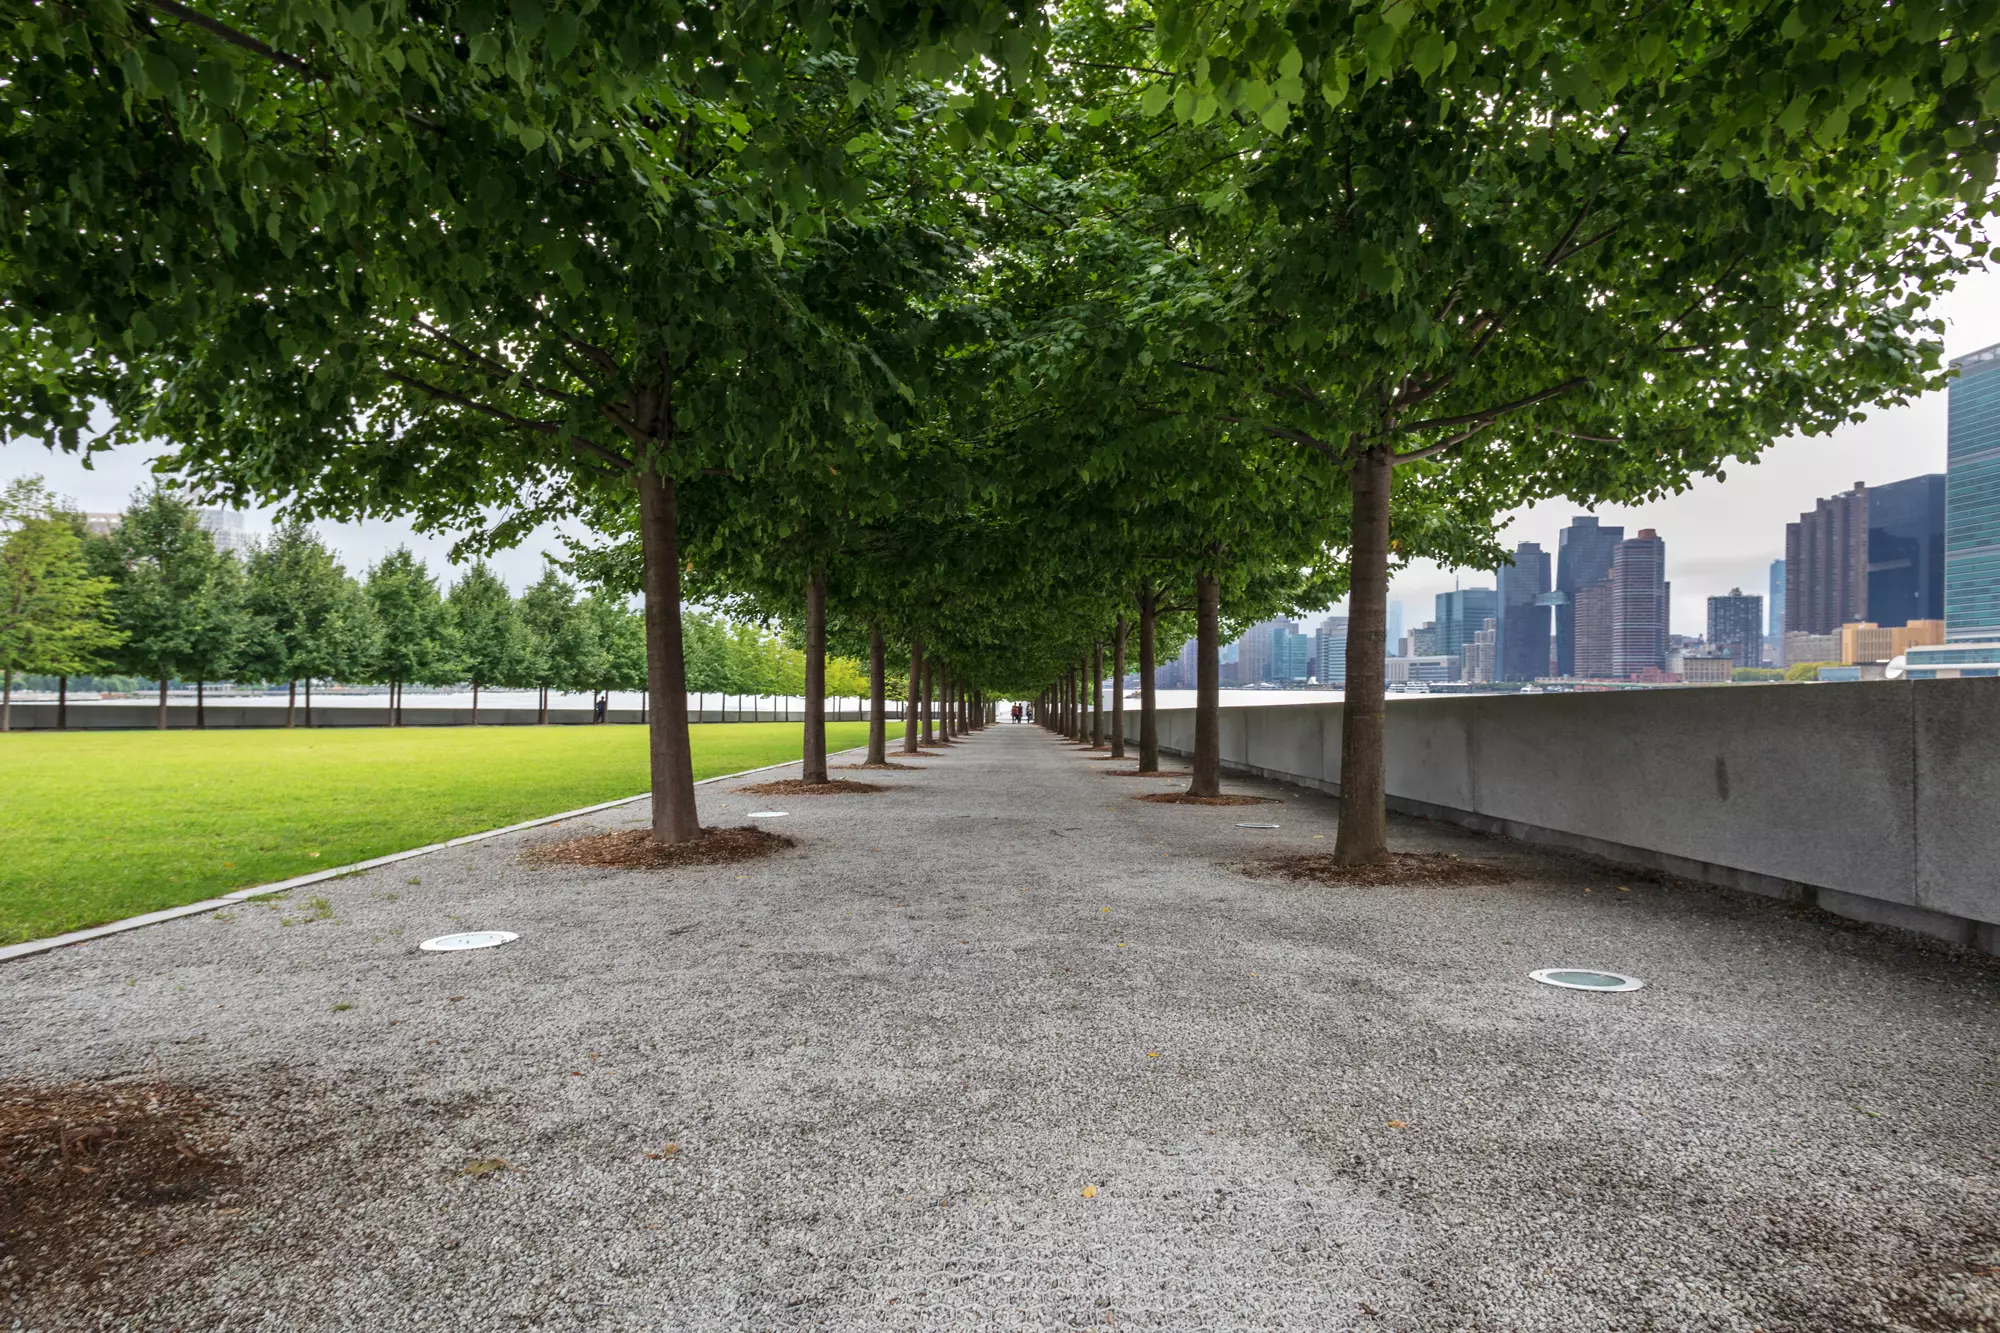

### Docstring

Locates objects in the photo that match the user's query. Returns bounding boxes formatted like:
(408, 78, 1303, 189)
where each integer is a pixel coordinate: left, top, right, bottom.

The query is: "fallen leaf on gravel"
(1387, 1121, 1407, 1129)
(1081, 1184, 1098, 1198)
(569, 1070, 584, 1077)
(643, 1143, 680, 1160)
(461, 1158, 514, 1177)
(1147, 1051, 1161, 1059)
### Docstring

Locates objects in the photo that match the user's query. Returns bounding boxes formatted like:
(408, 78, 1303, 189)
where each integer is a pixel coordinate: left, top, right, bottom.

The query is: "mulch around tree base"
(733, 779, 886, 796)
(1246, 852, 1513, 888)
(0, 1080, 238, 1292)
(840, 761, 925, 771)
(1134, 792, 1281, 806)
(524, 827, 794, 870)
(1102, 769, 1191, 778)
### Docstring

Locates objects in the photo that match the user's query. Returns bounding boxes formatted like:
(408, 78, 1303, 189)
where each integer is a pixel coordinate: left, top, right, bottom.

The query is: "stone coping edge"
(0, 745, 870, 965)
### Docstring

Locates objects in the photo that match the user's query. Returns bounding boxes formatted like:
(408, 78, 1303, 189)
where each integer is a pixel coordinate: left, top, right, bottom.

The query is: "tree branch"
(146, 0, 323, 79)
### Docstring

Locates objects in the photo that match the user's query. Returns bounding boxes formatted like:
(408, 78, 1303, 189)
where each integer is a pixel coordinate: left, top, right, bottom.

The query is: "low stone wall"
(2, 702, 907, 730)
(1127, 680, 2000, 953)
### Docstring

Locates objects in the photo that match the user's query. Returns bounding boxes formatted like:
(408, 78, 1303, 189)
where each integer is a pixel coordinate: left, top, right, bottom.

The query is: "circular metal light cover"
(746, 810, 789, 818)
(1530, 967, 1644, 992)
(420, 930, 518, 952)
(1235, 822, 1281, 829)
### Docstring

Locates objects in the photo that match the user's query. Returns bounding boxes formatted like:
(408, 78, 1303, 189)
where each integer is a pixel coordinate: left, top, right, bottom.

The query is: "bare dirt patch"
(1135, 792, 1281, 807)
(524, 827, 794, 870)
(733, 778, 886, 796)
(1246, 852, 1513, 888)
(1, 1080, 238, 1293)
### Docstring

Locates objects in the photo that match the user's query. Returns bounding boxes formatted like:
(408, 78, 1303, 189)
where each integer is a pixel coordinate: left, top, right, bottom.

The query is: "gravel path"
(5, 724, 1998, 1332)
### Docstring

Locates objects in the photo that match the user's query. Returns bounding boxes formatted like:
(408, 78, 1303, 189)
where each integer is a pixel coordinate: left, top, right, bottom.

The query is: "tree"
(517, 568, 595, 724)
(91, 487, 242, 729)
(177, 538, 249, 729)
(581, 592, 648, 718)
(0, 478, 119, 730)
(364, 548, 445, 726)
(445, 562, 523, 724)
(1, 1, 1044, 843)
(241, 519, 349, 725)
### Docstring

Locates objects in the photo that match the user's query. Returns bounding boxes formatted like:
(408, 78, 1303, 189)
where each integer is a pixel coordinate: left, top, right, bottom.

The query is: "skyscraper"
(1946, 342, 2000, 641)
(1573, 582, 1615, 677)
(1867, 474, 1946, 628)
(1496, 541, 1551, 681)
(1768, 559, 1786, 638)
(1555, 517, 1624, 676)
(1315, 616, 1349, 685)
(1611, 529, 1669, 677)
(1434, 588, 1499, 662)
(1707, 588, 1763, 668)
(1786, 483, 1869, 636)
(1384, 601, 1404, 661)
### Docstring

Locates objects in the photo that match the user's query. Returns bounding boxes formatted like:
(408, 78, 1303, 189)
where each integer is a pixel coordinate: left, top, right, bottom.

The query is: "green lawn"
(0, 722, 870, 945)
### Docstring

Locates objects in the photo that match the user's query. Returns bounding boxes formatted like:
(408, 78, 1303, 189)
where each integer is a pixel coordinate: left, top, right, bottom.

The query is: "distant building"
(1707, 588, 1763, 670)
(1556, 517, 1625, 676)
(82, 512, 121, 537)
(198, 508, 259, 554)
(1904, 639, 2000, 678)
(1406, 621, 1440, 657)
(1387, 656, 1460, 685)
(1496, 541, 1551, 682)
(1681, 654, 1734, 684)
(1572, 582, 1616, 677)
(1783, 630, 1841, 666)
(1839, 619, 1945, 665)
(1315, 616, 1349, 686)
(1464, 618, 1498, 683)
(1611, 529, 1669, 677)
(1271, 621, 1312, 682)
(1384, 601, 1404, 661)
(1947, 342, 2000, 640)
(1866, 474, 1946, 628)
(1434, 588, 1498, 663)
(1787, 482, 1869, 636)
(1155, 637, 1198, 689)
(1768, 558, 1786, 638)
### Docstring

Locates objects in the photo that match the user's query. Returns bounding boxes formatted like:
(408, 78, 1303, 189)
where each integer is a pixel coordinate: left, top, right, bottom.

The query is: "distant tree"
(364, 548, 445, 727)
(177, 542, 249, 729)
(301, 578, 380, 726)
(242, 521, 352, 726)
(1733, 668, 1786, 683)
(0, 478, 119, 730)
(580, 592, 646, 720)
(91, 487, 240, 730)
(679, 610, 733, 696)
(517, 569, 596, 724)
(1785, 662, 1837, 682)
(445, 563, 523, 725)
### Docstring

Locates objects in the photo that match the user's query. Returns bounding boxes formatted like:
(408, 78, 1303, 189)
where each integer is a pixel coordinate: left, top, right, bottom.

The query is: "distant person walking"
(593, 695, 607, 723)
(1011, 703, 1022, 723)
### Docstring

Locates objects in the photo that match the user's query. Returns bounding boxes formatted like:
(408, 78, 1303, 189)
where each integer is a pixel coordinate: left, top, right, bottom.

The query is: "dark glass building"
(1555, 517, 1624, 676)
(1866, 473, 1945, 628)
(1434, 587, 1499, 663)
(1707, 588, 1764, 668)
(1611, 529, 1669, 677)
(1947, 343, 2000, 640)
(1496, 541, 1551, 681)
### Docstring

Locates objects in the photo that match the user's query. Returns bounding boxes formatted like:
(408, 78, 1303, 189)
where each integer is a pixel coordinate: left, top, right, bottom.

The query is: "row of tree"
(3, 0, 1994, 858)
(0, 483, 869, 730)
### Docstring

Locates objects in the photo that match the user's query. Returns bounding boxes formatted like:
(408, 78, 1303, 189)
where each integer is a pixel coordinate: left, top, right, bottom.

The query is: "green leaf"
(545, 12, 581, 62)
(1141, 82, 1171, 117)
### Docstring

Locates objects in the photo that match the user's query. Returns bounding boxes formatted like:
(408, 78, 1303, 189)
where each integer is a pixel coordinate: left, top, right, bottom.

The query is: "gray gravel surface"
(4, 725, 1998, 1332)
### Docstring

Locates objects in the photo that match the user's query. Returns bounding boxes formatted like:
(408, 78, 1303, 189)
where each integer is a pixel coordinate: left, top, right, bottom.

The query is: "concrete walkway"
(4, 725, 1997, 1331)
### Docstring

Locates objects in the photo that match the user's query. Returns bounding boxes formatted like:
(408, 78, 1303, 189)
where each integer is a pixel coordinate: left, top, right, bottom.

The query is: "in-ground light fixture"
(1529, 968, 1644, 992)
(419, 931, 519, 952)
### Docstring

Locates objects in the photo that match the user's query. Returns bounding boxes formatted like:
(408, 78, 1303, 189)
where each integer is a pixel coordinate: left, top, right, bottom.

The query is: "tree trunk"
(471, 680, 480, 725)
(1091, 642, 1104, 747)
(1138, 585, 1160, 771)
(58, 673, 67, 731)
(158, 676, 168, 730)
(1111, 615, 1127, 759)
(197, 680, 206, 730)
(637, 463, 702, 844)
(1, 667, 10, 732)
(803, 570, 829, 783)
(1335, 447, 1394, 864)
(922, 660, 936, 745)
(867, 622, 888, 765)
(287, 679, 296, 728)
(904, 635, 923, 754)
(305, 677, 313, 727)
(1188, 574, 1222, 798)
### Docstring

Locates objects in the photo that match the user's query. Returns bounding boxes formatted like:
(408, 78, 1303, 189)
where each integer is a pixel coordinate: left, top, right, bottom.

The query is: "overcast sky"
(5, 265, 1996, 621)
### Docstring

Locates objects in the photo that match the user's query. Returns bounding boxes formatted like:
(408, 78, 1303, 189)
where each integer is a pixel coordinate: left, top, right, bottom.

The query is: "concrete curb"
(0, 745, 867, 966)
